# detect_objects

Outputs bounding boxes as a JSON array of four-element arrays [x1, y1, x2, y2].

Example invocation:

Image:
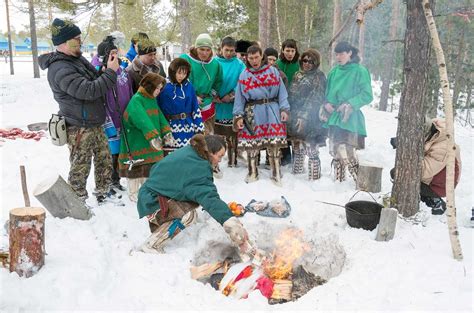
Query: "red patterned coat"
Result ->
[[233, 65, 290, 150]]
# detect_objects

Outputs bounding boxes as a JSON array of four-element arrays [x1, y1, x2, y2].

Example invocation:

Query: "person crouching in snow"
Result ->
[[157, 57, 204, 152], [233, 45, 290, 186], [96, 35, 134, 192], [138, 134, 253, 256], [118, 73, 174, 201], [390, 118, 462, 215]]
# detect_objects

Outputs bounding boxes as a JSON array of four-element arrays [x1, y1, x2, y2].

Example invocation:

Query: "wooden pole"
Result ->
[[20, 165, 31, 207], [422, 0, 463, 260]]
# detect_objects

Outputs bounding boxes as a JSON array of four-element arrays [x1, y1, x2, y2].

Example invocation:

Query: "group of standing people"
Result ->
[[39, 16, 459, 257], [39, 17, 375, 205]]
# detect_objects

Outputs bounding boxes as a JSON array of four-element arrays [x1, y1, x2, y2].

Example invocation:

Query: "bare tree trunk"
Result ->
[[391, 0, 432, 217], [379, 0, 400, 111], [5, 0, 14, 75], [259, 0, 271, 48], [358, 20, 365, 62], [112, 0, 119, 30], [274, 0, 282, 46], [422, 0, 463, 261], [180, 0, 191, 52], [304, 5, 309, 48], [330, 0, 342, 66], [28, 0, 40, 78]]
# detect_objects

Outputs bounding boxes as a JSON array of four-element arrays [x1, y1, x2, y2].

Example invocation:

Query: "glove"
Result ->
[[337, 103, 353, 123], [163, 133, 175, 147], [223, 217, 248, 247], [150, 137, 162, 150]]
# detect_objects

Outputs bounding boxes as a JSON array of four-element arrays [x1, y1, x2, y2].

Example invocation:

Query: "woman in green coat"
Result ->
[[118, 73, 174, 201], [138, 134, 256, 257], [320, 41, 373, 182]]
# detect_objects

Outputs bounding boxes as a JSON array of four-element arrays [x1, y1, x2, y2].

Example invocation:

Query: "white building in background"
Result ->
[[159, 42, 183, 62]]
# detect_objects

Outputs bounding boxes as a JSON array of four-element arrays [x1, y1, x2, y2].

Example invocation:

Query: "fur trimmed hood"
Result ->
[[190, 134, 209, 161]]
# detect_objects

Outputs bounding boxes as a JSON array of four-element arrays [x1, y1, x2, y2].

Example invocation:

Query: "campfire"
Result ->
[[191, 227, 341, 304]]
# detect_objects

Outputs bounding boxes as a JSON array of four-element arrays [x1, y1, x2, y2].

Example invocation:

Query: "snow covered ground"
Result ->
[[0, 59, 472, 312]]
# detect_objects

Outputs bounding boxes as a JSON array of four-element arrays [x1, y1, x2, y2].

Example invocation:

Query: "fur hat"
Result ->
[[138, 39, 156, 55], [139, 73, 166, 95], [131, 32, 149, 45], [51, 18, 81, 46], [263, 47, 278, 58], [195, 33, 213, 48], [299, 48, 321, 68], [97, 36, 117, 58], [236, 40, 252, 54]]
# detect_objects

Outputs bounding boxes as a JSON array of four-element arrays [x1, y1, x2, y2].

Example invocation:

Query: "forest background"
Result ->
[[2, 0, 472, 118]]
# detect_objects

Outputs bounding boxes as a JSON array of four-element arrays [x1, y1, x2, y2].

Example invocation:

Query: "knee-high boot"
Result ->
[[292, 141, 305, 175], [331, 159, 346, 182], [307, 145, 321, 180], [269, 147, 282, 186], [245, 151, 259, 183], [347, 158, 359, 182]]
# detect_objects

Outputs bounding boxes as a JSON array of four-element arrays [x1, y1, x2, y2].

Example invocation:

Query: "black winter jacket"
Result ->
[[39, 51, 117, 127]]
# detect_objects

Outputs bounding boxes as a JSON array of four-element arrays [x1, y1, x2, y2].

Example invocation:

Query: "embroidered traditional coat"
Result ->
[[157, 80, 204, 148], [287, 69, 327, 146], [233, 65, 290, 150], [118, 91, 171, 176]]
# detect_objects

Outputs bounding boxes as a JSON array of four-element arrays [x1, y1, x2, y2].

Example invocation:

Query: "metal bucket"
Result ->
[[345, 200, 383, 231]]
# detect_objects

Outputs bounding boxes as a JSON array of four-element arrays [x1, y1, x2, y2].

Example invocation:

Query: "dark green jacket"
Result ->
[[137, 135, 233, 225]]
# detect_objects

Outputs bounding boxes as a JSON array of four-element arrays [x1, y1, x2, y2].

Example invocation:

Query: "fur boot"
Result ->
[[331, 159, 346, 182], [245, 152, 259, 183], [292, 143, 305, 174]]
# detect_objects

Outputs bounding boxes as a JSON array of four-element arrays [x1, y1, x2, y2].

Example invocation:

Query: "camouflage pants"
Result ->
[[67, 126, 112, 199]]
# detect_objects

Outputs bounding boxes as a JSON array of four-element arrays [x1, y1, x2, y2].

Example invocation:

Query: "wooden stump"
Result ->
[[375, 207, 398, 241], [9, 207, 46, 278], [356, 163, 383, 193], [33, 175, 92, 220]]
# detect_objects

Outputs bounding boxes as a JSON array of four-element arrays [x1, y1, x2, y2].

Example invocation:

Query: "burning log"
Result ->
[[270, 279, 292, 301]]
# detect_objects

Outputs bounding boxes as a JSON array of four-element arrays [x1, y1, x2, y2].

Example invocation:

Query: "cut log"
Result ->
[[375, 207, 398, 241], [271, 279, 293, 301], [9, 207, 45, 277], [33, 175, 92, 220], [356, 163, 383, 193], [0, 250, 9, 268], [190, 262, 224, 280]]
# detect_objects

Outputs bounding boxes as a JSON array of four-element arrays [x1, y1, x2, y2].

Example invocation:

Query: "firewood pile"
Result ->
[[190, 228, 327, 304]]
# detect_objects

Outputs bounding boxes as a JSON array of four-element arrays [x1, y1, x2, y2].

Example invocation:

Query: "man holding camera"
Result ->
[[39, 18, 119, 204]]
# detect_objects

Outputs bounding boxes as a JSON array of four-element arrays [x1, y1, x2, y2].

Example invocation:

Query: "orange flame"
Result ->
[[263, 228, 310, 280]]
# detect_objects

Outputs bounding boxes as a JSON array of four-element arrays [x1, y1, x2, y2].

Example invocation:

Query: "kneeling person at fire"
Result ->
[[137, 134, 254, 256]]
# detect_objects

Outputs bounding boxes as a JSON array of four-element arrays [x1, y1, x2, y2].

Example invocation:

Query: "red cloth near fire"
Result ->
[[0, 128, 46, 141], [255, 276, 274, 299]]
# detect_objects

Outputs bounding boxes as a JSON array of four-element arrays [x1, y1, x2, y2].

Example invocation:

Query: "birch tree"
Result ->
[[421, 0, 463, 261]]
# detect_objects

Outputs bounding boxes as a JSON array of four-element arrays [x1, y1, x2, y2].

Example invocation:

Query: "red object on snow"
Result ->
[[255, 276, 274, 299], [0, 128, 46, 141]]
